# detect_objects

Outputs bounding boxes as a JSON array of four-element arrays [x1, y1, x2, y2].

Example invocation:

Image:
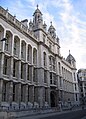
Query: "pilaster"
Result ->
[[29, 85, 34, 104], [0, 79, 3, 105]]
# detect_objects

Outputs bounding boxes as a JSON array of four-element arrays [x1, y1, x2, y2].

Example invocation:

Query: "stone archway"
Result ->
[[50, 91, 57, 107]]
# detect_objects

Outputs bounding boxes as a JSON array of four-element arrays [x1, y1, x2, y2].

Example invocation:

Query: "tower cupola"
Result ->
[[33, 5, 43, 26], [48, 22, 56, 38]]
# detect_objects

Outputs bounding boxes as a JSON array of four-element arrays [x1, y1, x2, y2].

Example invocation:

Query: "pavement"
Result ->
[[15, 106, 86, 119]]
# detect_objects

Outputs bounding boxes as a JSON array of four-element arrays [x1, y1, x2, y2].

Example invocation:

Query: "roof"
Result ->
[[66, 53, 76, 63], [48, 22, 55, 31], [33, 5, 42, 16]]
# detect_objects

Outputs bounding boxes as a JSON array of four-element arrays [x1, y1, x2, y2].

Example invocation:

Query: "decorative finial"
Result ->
[[50, 21, 52, 25], [37, 4, 38, 9], [14, 14, 16, 18], [69, 50, 70, 54], [6, 8, 8, 12]]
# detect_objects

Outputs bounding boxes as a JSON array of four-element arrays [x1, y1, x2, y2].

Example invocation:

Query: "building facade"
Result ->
[[0, 6, 79, 109], [77, 69, 86, 105]]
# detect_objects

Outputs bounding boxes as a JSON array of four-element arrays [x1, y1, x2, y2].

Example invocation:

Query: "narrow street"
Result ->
[[16, 109, 86, 119], [40, 109, 86, 119]]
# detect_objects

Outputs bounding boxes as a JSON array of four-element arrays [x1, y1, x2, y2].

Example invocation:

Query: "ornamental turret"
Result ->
[[48, 22, 56, 39], [33, 5, 43, 27]]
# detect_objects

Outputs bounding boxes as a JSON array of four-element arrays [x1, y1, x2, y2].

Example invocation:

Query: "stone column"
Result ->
[[6, 81, 13, 104], [17, 60, 21, 81], [15, 83, 21, 103], [29, 86, 34, 104], [29, 66, 33, 83], [0, 80, 3, 106], [0, 53, 4, 78], [38, 86, 45, 108], [9, 57, 13, 80], [23, 84, 28, 103], [46, 87, 50, 106]]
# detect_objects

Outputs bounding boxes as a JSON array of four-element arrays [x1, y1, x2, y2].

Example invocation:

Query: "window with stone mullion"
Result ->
[[5, 33, 9, 51], [14, 40, 17, 55], [27, 65, 30, 80], [3, 56, 8, 75], [2, 82, 6, 101]]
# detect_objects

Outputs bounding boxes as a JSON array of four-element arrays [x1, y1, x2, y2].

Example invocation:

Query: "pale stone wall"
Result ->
[[0, 6, 80, 109]]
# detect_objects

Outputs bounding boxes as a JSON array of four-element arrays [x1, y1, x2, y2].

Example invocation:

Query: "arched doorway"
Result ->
[[50, 91, 57, 107]]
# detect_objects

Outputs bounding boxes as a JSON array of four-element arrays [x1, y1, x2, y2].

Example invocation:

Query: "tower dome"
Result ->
[[48, 22, 56, 38], [33, 5, 42, 16], [66, 50, 76, 68], [33, 5, 43, 26]]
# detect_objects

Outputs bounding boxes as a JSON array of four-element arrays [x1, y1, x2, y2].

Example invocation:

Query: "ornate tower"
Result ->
[[48, 22, 56, 39], [66, 50, 76, 68], [33, 5, 43, 28]]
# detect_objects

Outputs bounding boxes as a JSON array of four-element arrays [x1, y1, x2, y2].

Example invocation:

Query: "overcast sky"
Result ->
[[0, 0, 86, 70]]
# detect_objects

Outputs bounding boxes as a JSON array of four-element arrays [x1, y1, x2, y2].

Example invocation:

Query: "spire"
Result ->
[[37, 4, 38, 9], [50, 21, 52, 26], [69, 50, 70, 54]]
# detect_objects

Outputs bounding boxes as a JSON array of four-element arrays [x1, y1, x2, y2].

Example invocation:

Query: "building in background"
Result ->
[[77, 69, 86, 105], [0, 5, 79, 110]]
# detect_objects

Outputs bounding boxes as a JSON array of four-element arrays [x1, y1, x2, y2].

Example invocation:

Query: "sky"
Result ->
[[0, 0, 86, 70]]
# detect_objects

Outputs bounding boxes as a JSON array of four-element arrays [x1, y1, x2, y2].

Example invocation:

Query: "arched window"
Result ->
[[33, 48, 37, 65], [5, 31, 12, 53], [21, 40, 26, 59], [58, 62, 61, 75], [49, 55, 56, 71], [3, 55, 10, 75], [27, 44, 32, 64], [14, 36, 20, 57], [0, 25, 4, 50]]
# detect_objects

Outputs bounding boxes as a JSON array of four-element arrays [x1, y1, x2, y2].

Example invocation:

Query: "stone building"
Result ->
[[0, 5, 79, 109], [77, 69, 86, 104]]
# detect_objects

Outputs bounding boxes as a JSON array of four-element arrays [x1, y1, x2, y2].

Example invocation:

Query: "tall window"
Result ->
[[49, 56, 52, 70], [52, 57, 55, 71], [28, 86, 29, 101], [27, 65, 30, 80], [21, 85, 23, 102], [21, 41, 26, 59], [43, 34, 46, 43], [33, 48, 37, 65], [0, 25, 4, 50], [33, 67, 37, 82], [2, 82, 6, 101], [14, 39, 17, 55], [45, 88, 47, 101], [75, 94, 78, 101], [3, 56, 8, 75], [74, 73, 76, 81], [49, 56, 56, 71], [44, 70, 47, 83], [43, 52, 46, 67], [21, 42, 24, 58], [13, 84, 15, 101], [13, 59, 17, 77], [53, 74, 56, 85], [58, 62, 61, 75], [27, 46, 30, 61], [75, 84, 77, 91], [21, 62, 24, 79], [5, 33, 9, 51], [27, 45, 32, 64], [50, 72, 52, 84], [59, 77, 62, 87]]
